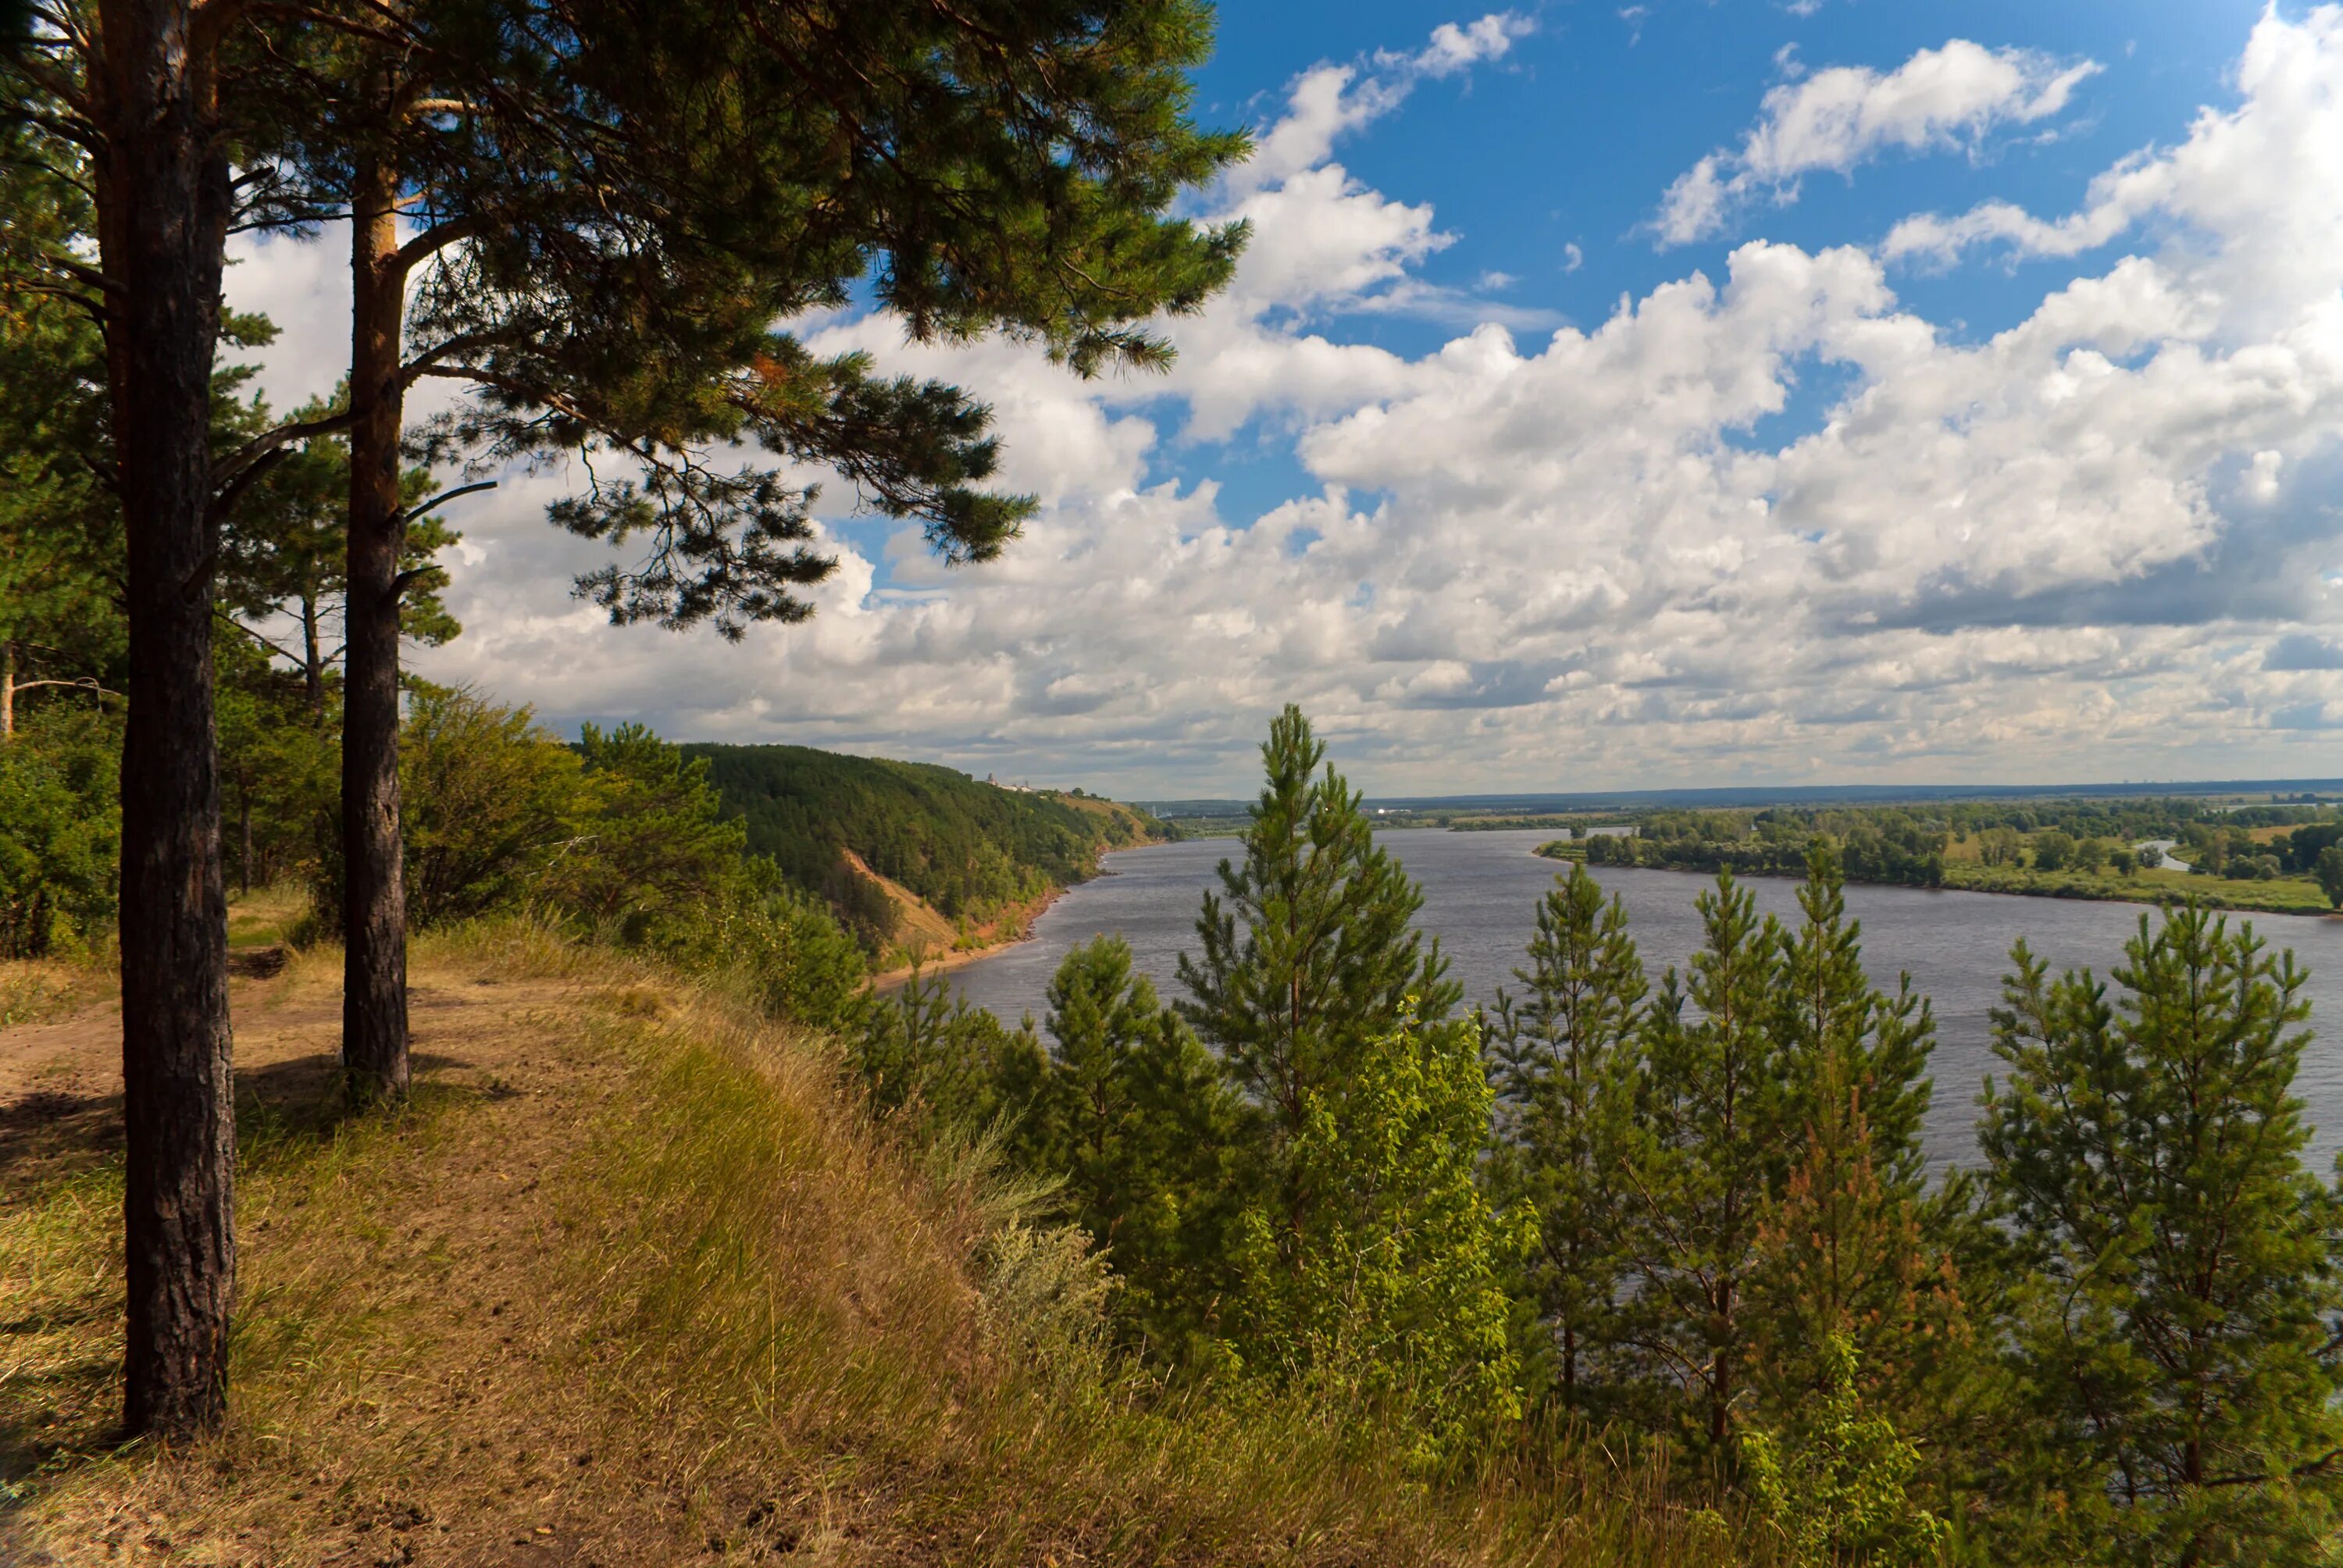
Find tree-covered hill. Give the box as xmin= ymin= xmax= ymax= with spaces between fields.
xmin=681 ymin=743 xmax=1168 ymax=945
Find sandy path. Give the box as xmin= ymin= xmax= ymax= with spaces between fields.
xmin=0 ymin=953 xmax=557 ymax=1194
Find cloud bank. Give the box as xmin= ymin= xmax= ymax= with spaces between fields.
xmin=227 ymin=10 xmax=2343 ymax=792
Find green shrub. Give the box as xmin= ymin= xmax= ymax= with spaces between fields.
xmin=0 ymin=711 xmax=119 ymax=957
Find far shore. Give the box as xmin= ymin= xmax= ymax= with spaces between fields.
xmin=1531 ymin=840 xmax=2343 ymax=920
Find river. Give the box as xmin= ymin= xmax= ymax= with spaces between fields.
xmin=947 ymin=829 xmax=2343 ymax=1174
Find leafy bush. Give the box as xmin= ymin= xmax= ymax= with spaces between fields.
xmin=398 ymin=687 xmax=584 ymax=928
xmin=294 ymin=688 xmax=871 ymax=1032
xmin=698 ymin=875 xmax=869 ymax=1033
xmin=1739 ymin=1336 xmax=1949 ymax=1567
xmin=1231 ymin=1003 xmax=1528 ymax=1465
xmin=542 ymin=722 xmax=749 ymax=946
xmin=2031 ymin=831 xmax=2077 ymax=871
xmin=0 ymin=711 xmax=119 ymax=957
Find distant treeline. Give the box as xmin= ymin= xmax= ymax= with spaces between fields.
xmin=1934 ymin=796 xmax=2334 ymax=839
xmin=683 ymin=743 xmax=1166 ymax=945
xmin=1537 ymin=799 xmax=2343 ymax=912
xmin=1573 ymin=807 xmax=1949 ymax=886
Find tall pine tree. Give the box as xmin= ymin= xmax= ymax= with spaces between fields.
xmin=1773 ymin=843 xmax=1934 ymax=1193
xmin=1747 ymin=844 xmax=1962 ymax=1431
xmin=1488 ymin=864 xmax=1646 ymax=1415
xmin=1980 ymin=907 xmax=2343 ymax=1563
xmin=1178 ymin=703 xmax=1460 ymax=1247
xmin=1619 ymin=871 xmax=1795 ymax=1452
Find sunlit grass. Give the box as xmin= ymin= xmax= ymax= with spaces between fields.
xmin=2 ymin=921 xmax=1778 ymax=1564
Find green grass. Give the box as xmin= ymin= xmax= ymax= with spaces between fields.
xmin=1528 ymin=839 xmax=2340 ymax=920
xmin=2 ymin=924 xmax=1785 ymax=1564
xmin=559 ymin=976 xmax=1774 ymax=1567
xmin=1941 ymin=861 xmax=2337 ymax=915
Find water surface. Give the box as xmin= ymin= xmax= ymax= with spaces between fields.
xmin=950 ymin=829 xmax=2343 ymax=1173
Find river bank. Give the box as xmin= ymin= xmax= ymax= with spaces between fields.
xmin=1535 ymin=838 xmax=2342 ymax=919
xmin=868 ymin=840 xmax=1147 ymax=989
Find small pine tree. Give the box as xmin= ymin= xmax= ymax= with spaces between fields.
xmin=854 ymin=967 xmax=1050 ymax=1153
xmin=1980 ymin=906 xmax=2343 ymax=1563
xmin=1621 ymin=871 xmax=1797 ymax=1452
xmin=1178 ymin=704 xmax=1460 ymax=1245
xmin=1489 ymin=864 xmax=1647 ymax=1415
xmin=1744 ymin=1068 xmax=1967 ymax=1453
xmin=1774 ymin=843 xmax=1934 ymax=1193
xmin=1036 ymin=935 xmax=1244 ymax=1357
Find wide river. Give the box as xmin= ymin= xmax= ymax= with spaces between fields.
xmin=947 ymin=829 xmax=2343 ymax=1174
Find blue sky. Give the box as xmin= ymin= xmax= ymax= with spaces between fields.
xmin=234 ymin=2 xmax=2343 ymax=793
xmin=1150 ymin=0 xmax=2270 ymax=528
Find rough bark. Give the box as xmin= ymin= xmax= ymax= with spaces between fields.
xmin=340 ymin=145 xmax=410 ymax=1101
xmin=300 ymin=591 xmax=323 ymax=722
xmin=91 ymin=0 xmax=237 ymax=1439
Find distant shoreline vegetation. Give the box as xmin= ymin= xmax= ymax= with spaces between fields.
xmin=681 ymin=743 xmax=1175 ymax=956
xmin=1528 ymin=799 xmax=2343 ymax=917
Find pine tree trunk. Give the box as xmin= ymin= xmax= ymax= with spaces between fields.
xmin=91 ymin=0 xmax=237 ymax=1440
xmin=2 ymin=640 xmax=16 ymax=742
xmin=341 ymin=145 xmax=411 ymax=1103
xmin=301 ymin=593 xmax=324 ymax=722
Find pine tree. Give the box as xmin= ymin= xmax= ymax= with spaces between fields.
xmin=1036 ymin=935 xmax=1243 ymax=1358
xmin=214 ymin=394 xmax=458 ymax=724
xmin=1620 ymin=871 xmax=1796 ymax=1452
xmin=1980 ymin=906 xmax=2343 ymax=1563
xmin=1774 ymin=843 xmax=1934 ymax=1194
xmin=1489 ymin=864 xmax=1646 ymax=1415
xmin=1744 ymin=1068 xmax=1967 ymax=1454
xmin=5 ymin=0 xmax=1244 ymax=1431
xmin=0 ymin=140 xmax=118 ymax=743
xmin=1178 ymin=704 xmax=1460 ymax=1245
xmin=1746 ymin=846 xmax=1963 ymax=1422
xmin=853 ymin=966 xmax=1050 ymax=1156
xmin=219 ymin=0 xmax=1250 ymax=1103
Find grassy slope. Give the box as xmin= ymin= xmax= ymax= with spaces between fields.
xmin=1 ymin=920 xmax=1756 ymax=1567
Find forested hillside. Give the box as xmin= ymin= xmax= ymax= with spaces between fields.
xmin=683 ymin=743 xmax=1168 ymax=946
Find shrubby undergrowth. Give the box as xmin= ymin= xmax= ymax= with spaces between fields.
xmin=0 ymin=706 xmax=119 ymax=957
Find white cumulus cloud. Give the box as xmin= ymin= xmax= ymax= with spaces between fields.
xmin=1657 ymin=40 xmax=2100 ymax=246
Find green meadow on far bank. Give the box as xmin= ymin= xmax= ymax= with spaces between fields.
xmin=1508 ymin=796 xmax=2343 ymax=919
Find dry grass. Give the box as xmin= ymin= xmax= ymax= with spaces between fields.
xmin=1 ymin=920 xmax=1765 ymax=1566
xmin=226 ymin=886 xmax=312 ymax=953
xmin=0 ymin=955 xmax=112 ymax=1031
